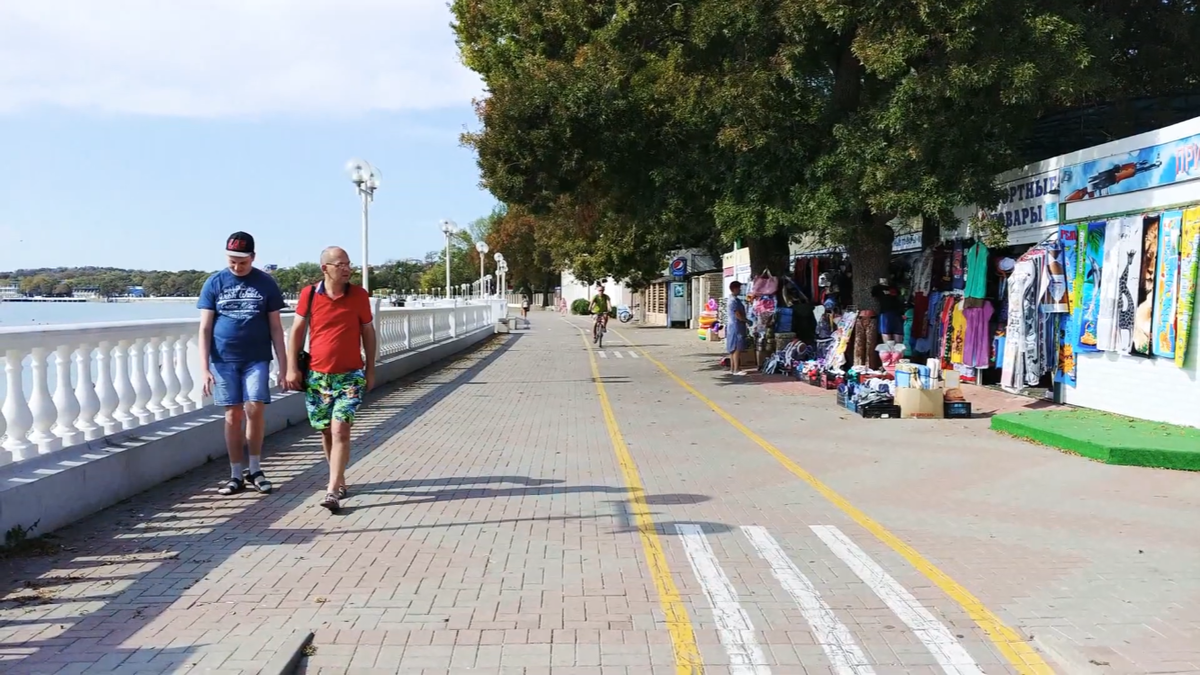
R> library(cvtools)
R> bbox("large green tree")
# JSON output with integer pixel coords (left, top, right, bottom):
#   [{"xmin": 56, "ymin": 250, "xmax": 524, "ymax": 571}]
[{"xmin": 454, "ymin": 0, "xmax": 1192, "ymax": 307}]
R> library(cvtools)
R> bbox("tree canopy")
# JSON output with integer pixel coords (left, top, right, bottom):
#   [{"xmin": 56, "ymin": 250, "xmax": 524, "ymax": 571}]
[{"xmin": 453, "ymin": 0, "xmax": 1198, "ymax": 306}]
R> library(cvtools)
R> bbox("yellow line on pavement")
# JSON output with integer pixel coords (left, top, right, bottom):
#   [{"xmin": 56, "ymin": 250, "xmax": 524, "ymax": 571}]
[
  {"xmin": 572, "ymin": 323, "xmax": 704, "ymax": 675},
  {"xmin": 611, "ymin": 327, "xmax": 1054, "ymax": 675}
]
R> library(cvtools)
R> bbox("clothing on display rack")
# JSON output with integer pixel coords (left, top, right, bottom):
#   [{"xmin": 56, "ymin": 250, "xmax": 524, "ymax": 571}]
[{"xmin": 964, "ymin": 242, "xmax": 990, "ymax": 299}]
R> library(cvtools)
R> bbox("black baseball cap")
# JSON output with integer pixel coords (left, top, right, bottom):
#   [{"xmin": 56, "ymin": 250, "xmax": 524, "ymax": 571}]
[{"xmin": 225, "ymin": 231, "xmax": 255, "ymax": 258}]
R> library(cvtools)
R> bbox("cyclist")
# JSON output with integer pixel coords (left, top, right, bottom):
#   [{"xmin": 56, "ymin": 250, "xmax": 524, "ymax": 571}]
[{"xmin": 589, "ymin": 284, "xmax": 613, "ymax": 341}]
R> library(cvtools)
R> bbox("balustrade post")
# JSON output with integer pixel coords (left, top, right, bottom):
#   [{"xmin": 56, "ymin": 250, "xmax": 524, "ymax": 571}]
[
  {"xmin": 403, "ymin": 315, "xmax": 412, "ymax": 350},
  {"xmin": 129, "ymin": 339, "xmax": 153, "ymax": 425},
  {"xmin": 52, "ymin": 345, "xmax": 83, "ymax": 448},
  {"xmin": 74, "ymin": 342, "xmax": 103, "ymax": 441},
  {"xmin": 112, "ymin": 339, "xmax": 137, "ymax": 430},
  {"xmin": 428, "ymin": 313, "xmax": 435, "ymax": 343},
  {"xmin": 160, "ymin": 336, "xmax": 182, "ymax": 417},
  {"xmin": 1, "ymin": 348, "xmax": 34, "ymax": 461},
  {"xmin": 450, "ymin": 309, "xmax": 457, "ymax": 338},
  {"xmin": 27, "ymin": 348, "xmax": 62, "ymax": 454},
  {"xmin": 95, "ymin": 341, "xmax": 121, "ymax": 435},
  {"xmin": 175, "ymin": 334, "xmax": 197, "ymax": 412},
  {"xmin": 145, "ymin": 337, "xmax": 167, "ymax": 421}
]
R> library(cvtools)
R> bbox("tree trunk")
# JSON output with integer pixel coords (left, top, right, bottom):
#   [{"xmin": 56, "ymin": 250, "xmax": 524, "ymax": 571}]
[
  {"xmin": 843, "ymin": 214, "xmax": 895, "ymax": 311},
  {"xmin": 746, "ymin": 232, "xmax": 792, "ymax": 282}
]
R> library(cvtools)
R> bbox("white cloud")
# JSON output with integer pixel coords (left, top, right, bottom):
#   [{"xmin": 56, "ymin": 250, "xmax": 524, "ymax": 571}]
[{"xmin": 0, "ymin": 0, "xmax": 484, "ymax": 118}]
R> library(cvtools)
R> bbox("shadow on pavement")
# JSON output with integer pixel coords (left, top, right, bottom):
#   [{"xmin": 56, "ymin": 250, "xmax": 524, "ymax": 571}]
[{"xmin": 0, "ymin": 334, "xmax": 524, "ymax": 673}]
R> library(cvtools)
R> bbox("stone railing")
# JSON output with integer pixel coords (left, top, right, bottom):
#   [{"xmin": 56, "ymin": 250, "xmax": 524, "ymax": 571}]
[{"xmin": 0, "ymin": 304, "xmax": 499, "ymax": 465}]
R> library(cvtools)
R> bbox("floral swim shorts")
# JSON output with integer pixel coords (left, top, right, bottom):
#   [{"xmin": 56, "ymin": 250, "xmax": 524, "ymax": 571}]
[{"xmin": 304, "ymin": 369, "xmax": 366, "ymax": 430}]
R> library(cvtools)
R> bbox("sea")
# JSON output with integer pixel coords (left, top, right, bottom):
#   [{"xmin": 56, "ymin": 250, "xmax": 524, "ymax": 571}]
[
  {"xmin": 0, "ymin": 301, "xmax": 203, "ymax": 406},
  {"xmin": 0, "ymin": 300, "xmax": 201, "ymax": 327}
]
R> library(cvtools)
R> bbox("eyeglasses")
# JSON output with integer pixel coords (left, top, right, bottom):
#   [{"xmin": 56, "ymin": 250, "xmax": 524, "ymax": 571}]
[{"xmin": 324, "ymin": 261, "xmax": 352, "ymax": 269}]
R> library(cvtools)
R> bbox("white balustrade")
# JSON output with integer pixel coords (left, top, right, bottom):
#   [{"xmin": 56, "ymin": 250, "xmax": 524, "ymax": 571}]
[{"xmin": 0, "ymin": 305, "xmax": 496, "ymax": 466}]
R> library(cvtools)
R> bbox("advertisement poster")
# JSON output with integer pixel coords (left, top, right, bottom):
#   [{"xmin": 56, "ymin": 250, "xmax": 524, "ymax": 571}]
[
  {"xmin": 1060, "ymin": 132, "xmax": 1200, "ymax": 202},
  {"xmin": 1151, "ymin": 210, "xmax": 1184, "ymax": 359},
  {"xmin": 1133, "ymin": 214, "xmax": 1161, "ymax": 356},
  {"xmin": 1175, "ymin": 207, "xmax": 1200, "ymax": 366}
]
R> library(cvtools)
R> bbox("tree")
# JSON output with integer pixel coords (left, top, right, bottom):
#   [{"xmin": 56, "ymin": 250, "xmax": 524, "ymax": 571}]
[
  {"xmin": 19, "ymin": 275, "xmax": 54, "ymax": 297},
  {"xmin": 452, "ymin": 0, "xmax": 1191, "ymax": 308}
]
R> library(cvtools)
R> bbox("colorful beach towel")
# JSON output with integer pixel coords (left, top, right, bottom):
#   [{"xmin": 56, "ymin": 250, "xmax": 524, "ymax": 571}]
[
  {"xmin": 1176, "ymin": 207, "xmax": 1200, "ymax": 366},
  {"xmin": 1133, "ymin": 214, "xmax": 1161, "ymax": 356},
  {"xmin": 1078, "ymin": 221, "xmax": 1106, "ymax": 351},
  {"xmin": 1098, "ymin": 216, "xmax": 1143, "ymax": 353},
  {"xmin": 1056, "ymin": 225, "xmax": 1079, "ymax": 386},
  {"xmin": 1152, "ymin": 210, "xmax": 1184, "ymax": 359}
]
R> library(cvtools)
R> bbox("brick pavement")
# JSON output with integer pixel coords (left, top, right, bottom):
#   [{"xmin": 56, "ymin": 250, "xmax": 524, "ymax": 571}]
[
  {"xmin": 1, "ymin": 317, "xmax": 1197, "ymax": 674},
  {"xmin": 594, "ymin": 321, "xmax": 1200, "ymax": 675}
]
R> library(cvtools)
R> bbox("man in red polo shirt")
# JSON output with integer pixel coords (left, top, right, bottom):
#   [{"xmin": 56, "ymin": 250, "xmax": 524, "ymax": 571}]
[{"xmin": 285, "ymin": 246, "xmax": 377, "ymax": 512}]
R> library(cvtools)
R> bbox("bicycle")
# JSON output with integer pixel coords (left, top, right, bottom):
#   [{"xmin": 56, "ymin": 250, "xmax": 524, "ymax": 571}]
[{"xmin": 593, "ymin": 312, "xmax": 608, "ymax": 348}]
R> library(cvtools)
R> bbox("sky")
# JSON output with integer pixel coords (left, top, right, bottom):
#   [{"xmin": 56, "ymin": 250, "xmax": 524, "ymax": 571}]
[{"xmin": 0, "ymin": 0, "xmax": 497, "ymax": 273}]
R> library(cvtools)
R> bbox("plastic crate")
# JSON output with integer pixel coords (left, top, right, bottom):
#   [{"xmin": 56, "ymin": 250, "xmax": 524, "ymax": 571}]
[
  {"xmin": 943, "ymin": 401, "xmax": 972, "ymax": 419},
  {"xmin": 860, "ymin": 403, "xmax": 902, "ymax": 419}
]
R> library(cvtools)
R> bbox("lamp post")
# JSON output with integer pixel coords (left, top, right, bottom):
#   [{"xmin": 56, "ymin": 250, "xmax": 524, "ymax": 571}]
[
  {"xmin": 475, "ymin": 240, "xmax": 489, "ymax": 299},
  {"xmin": 439, "ymin": 219, "xmax": 457, "ymax": 300},
  {"xmin": 345, "ymin": 159, "xmax": 381, "ymax": 294},
  {"xmin": 493, "ymin": 252, "xmax": 504, "ymax": 298}
]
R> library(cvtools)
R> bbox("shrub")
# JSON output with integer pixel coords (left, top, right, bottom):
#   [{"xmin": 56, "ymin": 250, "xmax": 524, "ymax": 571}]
[{"xmin": 570, "ymin": 299, "xmax": 591, "ymax": 315}]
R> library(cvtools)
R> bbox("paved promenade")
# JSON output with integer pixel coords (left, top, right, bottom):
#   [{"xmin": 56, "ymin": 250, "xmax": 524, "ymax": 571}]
[{"xmin": 2, "ymin": 316, "xmax": 1198, "ymax": 674}]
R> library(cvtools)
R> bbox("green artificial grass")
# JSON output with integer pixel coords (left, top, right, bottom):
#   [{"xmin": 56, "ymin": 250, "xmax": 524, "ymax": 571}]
[{"xmin": 991, "ymin": 408, "xmax": 1200, "ymax": 471}]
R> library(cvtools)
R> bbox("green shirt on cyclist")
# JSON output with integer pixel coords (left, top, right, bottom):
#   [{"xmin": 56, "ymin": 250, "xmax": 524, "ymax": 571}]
[{"xmin": 589, "ymin": 292, "xmax": 613, "ymax": 316}]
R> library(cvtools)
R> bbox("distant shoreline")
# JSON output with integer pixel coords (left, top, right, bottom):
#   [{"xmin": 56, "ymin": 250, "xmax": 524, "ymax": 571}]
[{"xmin": 0, "ymin": 296, "xmax": 200, "ymax": 304}]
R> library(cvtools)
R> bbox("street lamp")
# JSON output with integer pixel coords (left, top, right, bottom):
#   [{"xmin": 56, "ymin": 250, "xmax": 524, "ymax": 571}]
[
  {"xmin": 345, "ymin": 159, "xmax": 381, "ymax": 294},
  {"xmin": 475, "ymin": 240, "xmax": 489, "ymax": 298},
  {"xmin": 498, "ymin": 260, "xmax": 509, "ymax": 296},
  {"xmin": 493, "ymin": 252, "xmax": 504, "ymax": 297},
  {"xmin": 439, "ymin": 219, "xmax": 457, "ymax": 300}
]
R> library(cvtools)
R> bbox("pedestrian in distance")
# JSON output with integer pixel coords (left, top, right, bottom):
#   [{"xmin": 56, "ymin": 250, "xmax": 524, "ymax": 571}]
[
  {"xmin": 197, "ymin": 231, "xmax": 288, "ymax": 496},
  {"xmin": 285, "ymin": 246, "xmax": 377, "ymax": 513},
  {"xmin": 726, "ymin": 280, "xmax": 750, "ymax": 376}
]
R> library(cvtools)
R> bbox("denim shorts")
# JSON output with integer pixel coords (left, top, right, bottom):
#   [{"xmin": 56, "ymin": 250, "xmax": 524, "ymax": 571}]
[{"xmin": 210, "ymin": 361, "xmax": 272, "ymax": 407}]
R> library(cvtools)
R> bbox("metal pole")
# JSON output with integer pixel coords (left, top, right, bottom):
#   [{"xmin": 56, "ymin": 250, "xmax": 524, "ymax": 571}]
[
  {"xmin": 479, "ymin": 256, "xmax": 485, "ymax": 299},
  {"xmin": 445, "ymin": 233, "xmax": 452, "ymax": 300},
  {"xmin": 361, "ymin": 190, "xmax": 370, "ymax": 293}
]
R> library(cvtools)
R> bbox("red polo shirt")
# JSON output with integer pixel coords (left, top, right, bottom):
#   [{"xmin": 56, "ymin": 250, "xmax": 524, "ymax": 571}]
[{"xmin": 298, "ymin": 282, "xmax": 373, "ymax": 374}]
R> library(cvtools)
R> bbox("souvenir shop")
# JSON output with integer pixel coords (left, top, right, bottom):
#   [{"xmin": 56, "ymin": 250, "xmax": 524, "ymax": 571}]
[
  {"xmin": 1038, "ymin": 118, "xmax": 1200, "ymax": 428},
  {"xmin": 702, "ymin": 116, "xmax": 1200, "ymax": 426},
  {"xmin": 706, "ymin": 225, "xmax": 1019, "ymax": 419}
]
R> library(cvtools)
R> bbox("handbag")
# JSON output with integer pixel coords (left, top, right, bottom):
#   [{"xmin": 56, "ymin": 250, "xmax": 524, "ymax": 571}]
[
  {"xmin": 751, "ymin": 270, "xmax": 779, "ymax": 296},
  {"xmin": 296, "ymin": 284, "xmax": 315, "ymax": 381}
]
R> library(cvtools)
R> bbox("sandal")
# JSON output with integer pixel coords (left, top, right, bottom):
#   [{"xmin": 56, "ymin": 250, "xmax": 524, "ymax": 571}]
[
  {"xmin": 335, "ymin": 485, "xmax": 348, "ymax": 500},
  {"xmin": 245, "ymin": 470, "xmax": 273, "ymax": 494},
  {"xmin": 320, "ymin": 492, "xmax": 340, "ymax": 513},
  {"xmin": 218, "ymin": 477, "xmax": 245, "ymax": 496}
]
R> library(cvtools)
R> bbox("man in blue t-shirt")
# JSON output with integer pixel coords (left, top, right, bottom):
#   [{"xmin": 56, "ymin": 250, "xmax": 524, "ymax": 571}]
[{"xmin": 197, "ymin": 231, "xmax": 287, "ymax": 497}]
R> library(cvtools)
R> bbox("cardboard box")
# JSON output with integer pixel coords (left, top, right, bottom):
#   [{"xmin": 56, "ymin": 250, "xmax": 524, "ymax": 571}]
[
  {"xmin": 943, "ymin": 371, "xmax": 961, "ymax": 389},
  {"xmin": 895, "ymin": 387, "xmax": 945, "ymax": 419}
]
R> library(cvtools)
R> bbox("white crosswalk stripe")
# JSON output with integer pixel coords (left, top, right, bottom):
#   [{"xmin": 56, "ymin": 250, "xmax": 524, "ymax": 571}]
[
  {"xmin": 810, "ymin": 525, "xmax": 985, "ymax": 674},
  {"xmin": 675, "ymin": 524, "xmax": 772, "ymax": 673},
  {"xmin": 614, "ymin": 351, "xmax": 624, "ymax": 358},
  {"xmin": 741, "ymin": 526, "xmax": 875, "ymax": 675},
  {"xmin": 598, "ymin": 351, "xmax": 607, "ymax": 358},
  {"xmin": 670, "ymin": 525, "xmax": 989, "ymax": 673}
]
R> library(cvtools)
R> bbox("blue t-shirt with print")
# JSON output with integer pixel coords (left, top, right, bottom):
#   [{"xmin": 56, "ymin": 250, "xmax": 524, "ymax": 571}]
[{"xmin": 197, "ymin": 268, "xmax": 286, "ymax": 364}]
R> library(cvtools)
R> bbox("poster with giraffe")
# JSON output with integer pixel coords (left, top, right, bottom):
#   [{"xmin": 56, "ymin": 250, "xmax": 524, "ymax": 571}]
[
  {"xmin": 1151, "ymin": 210, "xmax": 1183, "ymax": 359},
  {"xmin": 1175, "ymin": 207, "xmax": 1200, "ymax": 366}
]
